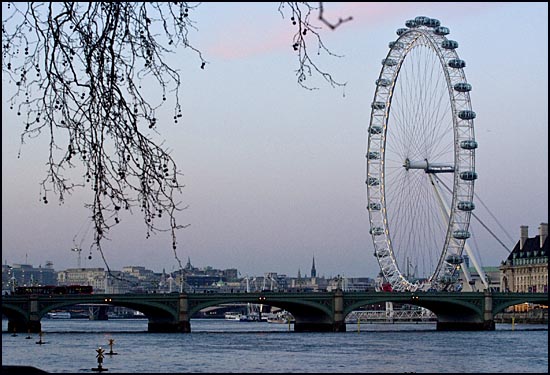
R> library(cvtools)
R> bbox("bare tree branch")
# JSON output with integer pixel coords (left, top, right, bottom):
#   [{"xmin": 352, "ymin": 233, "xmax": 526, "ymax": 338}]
[
  {"xmin": 2, "ymin": 2, "xmax": 351, "ymax": 278},
  {"xmin": 2, "ymin": 2, "xmax": 205, "ymax": 274},
  {"xmin": 318, "ymin": 2, "xmax": 353, "ymax": 30},
  {"xmin": 279, "ymin": 2, "xmax": 351, "ymax": 90}
]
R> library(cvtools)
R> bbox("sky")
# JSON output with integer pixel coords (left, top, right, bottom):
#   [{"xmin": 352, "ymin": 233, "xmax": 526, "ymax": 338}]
[{"xmin": 2, "ymin": 2, "xmax": 548, "ymax": 279}]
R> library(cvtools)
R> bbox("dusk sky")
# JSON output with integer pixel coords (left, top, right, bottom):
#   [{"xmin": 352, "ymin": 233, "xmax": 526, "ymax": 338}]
[{"xmin": 2, "ymin": 2, "xmax": 548, "ymax": 279}]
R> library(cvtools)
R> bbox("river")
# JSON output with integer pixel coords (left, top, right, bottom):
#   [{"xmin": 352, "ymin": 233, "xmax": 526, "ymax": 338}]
[{"xmin": 2, "ymin": 319, "xmax": 548, "ymax": 373}]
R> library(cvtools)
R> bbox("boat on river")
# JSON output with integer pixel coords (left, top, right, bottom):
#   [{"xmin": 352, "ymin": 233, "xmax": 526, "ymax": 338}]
[
  {"xmin": 239, "ymin": 312, "xmax": 260, "ymax": 322},
  {"xmin": 224, "ymin": 312, "xmax": 241, "ymax": 320},
  {"xmin": 267, "ymin": 310, "xmax": 293, "ymax": 324},
  {"xmin": 46, "ymin": 312, "xmax": 71, "ymax": 319}
]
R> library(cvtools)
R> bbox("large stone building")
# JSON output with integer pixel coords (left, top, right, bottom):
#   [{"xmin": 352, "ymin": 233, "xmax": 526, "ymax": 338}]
[
  {"xmin": 57, "ymin": 267, "xmax": 110, "ymax": 292},
  {"xmin": 2, "ymin": 262, "xmax": 57, "ymax": 291},
  {"xmin": 57, "ymin": 267, "xmax": 161, "ymax": 293},
  {"xmin": 500, "ymin": 223, "xmax": 548, "ymax": 294}
]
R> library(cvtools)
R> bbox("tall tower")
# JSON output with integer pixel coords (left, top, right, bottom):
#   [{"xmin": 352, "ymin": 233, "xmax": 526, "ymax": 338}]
[
  {"xmin": 185, "ymin": 256, "xmax": 192, "ymax": 271},
  {"xmin": 311, "ymin": 255, "xmax": 317, "ymax": 278}
]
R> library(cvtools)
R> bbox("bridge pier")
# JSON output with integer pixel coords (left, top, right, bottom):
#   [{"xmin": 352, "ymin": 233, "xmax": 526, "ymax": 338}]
[
  {"xmin": 147, "ymin": 293, "xmax": 191, "ymax": 333},
  {"xmin": 292, "ymin": 288, "xmax": 347, "ymax": 332}
]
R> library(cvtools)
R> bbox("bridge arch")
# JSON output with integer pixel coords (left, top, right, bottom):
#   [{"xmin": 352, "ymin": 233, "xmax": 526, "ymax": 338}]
[
  {"xmin": 187, "ymin": 292, "xmax": 341, "ymax": 332},
  {"xmin": 343, "ymin": 293, "xmax": 482, "ymax": 318},
  {"xmin": 1, "ymin": 294, "xmax": 181, "ymax": 333},
  {"xmin": 342, "ymin": 292, "xmax": 489, "ymax": 330},
  {"xmin": 491, "ymin": 293, "xmax": 548, "ymax": 315},
  {"xmin": 2, "ymin": 304, "xmax": 28, "ymax": 324}
]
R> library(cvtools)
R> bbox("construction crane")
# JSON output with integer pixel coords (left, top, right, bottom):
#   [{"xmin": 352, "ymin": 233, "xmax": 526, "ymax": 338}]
[
  {"xmin": 71, "ymin": 217, "xmax": 92, "ymax": 268},
  {"xmin": 71, "ymin": 247, "xmax": 83, "ymax": 268}
]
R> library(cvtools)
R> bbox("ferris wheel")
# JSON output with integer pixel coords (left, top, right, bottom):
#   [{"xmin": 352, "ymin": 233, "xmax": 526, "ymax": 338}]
[{"xmin": 366, "ymin": 16, "xmax": 478, "ymax": 292}]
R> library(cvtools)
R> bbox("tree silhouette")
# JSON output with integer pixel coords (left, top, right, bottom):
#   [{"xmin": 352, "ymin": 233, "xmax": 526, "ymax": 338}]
[{"xmin": 2, "ymin": 2, "xmax": 351, "ymax": 273}]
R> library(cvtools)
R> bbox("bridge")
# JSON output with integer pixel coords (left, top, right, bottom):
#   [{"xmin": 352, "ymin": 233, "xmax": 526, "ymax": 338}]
[{"xmin": 2, "ymin": 290, "xmax": 547, "ymax": 333}]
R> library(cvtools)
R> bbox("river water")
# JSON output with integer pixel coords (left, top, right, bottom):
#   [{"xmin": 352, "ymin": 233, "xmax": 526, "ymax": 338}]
[{"xmin": 2, "ymin": 319, "xmax": 548, "ymax": 373}]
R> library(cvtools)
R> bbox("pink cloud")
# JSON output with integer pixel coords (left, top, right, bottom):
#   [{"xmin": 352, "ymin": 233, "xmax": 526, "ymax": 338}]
[
  {"xmin": 207, "ymin": 27, "xmax": 290, "ymax": 60},
  {"xmin": 204, "ymin": 2, "xmax": 501, "ymax": 60}
]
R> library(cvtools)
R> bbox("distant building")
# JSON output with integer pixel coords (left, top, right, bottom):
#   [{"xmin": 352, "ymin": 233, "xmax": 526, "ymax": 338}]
[
  {"xmin": 500, "ymin": 223, "xmax": 548, "ymax": 294},
  {"xmin": 2, "ymin": 255, "xmax": 382, "ymax": 295},
  {"xmin": 343, "ymin": 277, "xmax": 376, "ymax": 292},
  {"xmin": 2, "ymin": 262, "xmax": 57, "ymax": 291},
  {"xmin": 57, "ymin": 267, "xmax": 107, "ymax": 291},
  {"xmin": 122, "ymin": 266, "xmax": 154, "ymax": 280},
  {"xmin": 181, "ymin": 258, "xmax": 239, "ymax": 281},
  {"xmin": 465, "ymin": 266, "xmax": 501, "ymax": 292},
  {"xmin": 57, "ymin": 267, "xmax": 147, "ymax": 293}
]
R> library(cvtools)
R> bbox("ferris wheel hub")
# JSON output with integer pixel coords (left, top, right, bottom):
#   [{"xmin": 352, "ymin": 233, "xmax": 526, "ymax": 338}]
[{"xmin": 403, "ymin": 158, "xmax": 454, "ymax": 173}]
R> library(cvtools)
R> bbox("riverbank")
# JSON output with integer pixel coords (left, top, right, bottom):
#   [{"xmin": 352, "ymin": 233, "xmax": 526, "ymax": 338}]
[{"xmin": 494, "ymin": 309, "xmax": 548, "ymax": 324}]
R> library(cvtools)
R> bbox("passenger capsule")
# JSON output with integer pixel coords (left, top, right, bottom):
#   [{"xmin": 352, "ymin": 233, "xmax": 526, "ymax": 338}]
[
  {"xmin": 439, "ymin": 275, "xmax": 458, "ymax": 284},
  {"xmin": 405, "ymin": 19, "xmax": 418, "ymax": 28},
  {"xmin": 457, "ymin": 201, "xmax": 475, "ymax": 211},
  {"xmin": 368, "ymin": 202, "xmax": 382, "ymax": 211},
  {"xmin": 396, "ymin": 28, "xmax": 408, "ymax": 36},
  {"xmin": 414, "ymin": 16, "xmax": 430, "ymax": 25},
  {"xmin": 389, "ymin": 41, "xmax": 404, "ymax": 49},
  {"xmin": 371, "ymin": 101, "xmax": 386, "ymax": 110},
  {"xmin": 441, "ymin": 40, "xmax": 459, "ymax": 49},
  {"xmin": 369, "ymin": 227, "xmax": 384, "ymax": 236},
  {"xmin": 376, "ymin": 78, "xmax": 391, "ymax": 87},
  {"xmin": 454, "ymin": 82, "xmax": 472, "ymax": 92},
  {"xmin": 366, "ymin": 151, "xmax": 381, "ymax": 160},
  {"xmin": 460, "ymin": 171, "xmax": 478, "ymax": 181},
  {"xmin": 460, "ymin": 140, "xmax": 478, "ymax": 150},
  {"xmin": 434, "ymin": 26, "xmax": 450, "ymax": 35},
  {"xmin": 366, "ymin": 177, "xmax": 380, "ymax": 186},
  {"xmin": 445, "ymin": 254, "xmax": 464, "ymax": 265},
  {"xmin": 369, "ymin": 125, "xmax": 383, "ymax": 135},
  {"xmin": 453, "ymin": 230, "xmax": 471, "ymax": 239},
  {"xmin": 376, "ymin": 248, "xmax": 390, "ymax": 257},
  {"xmin": 382, "ymin": 58, "xmax": 398, "ymax": 66},
  {"xmin": 448, "ymin": 59, "xmax": 466, "ymax": 69},
  {"xmin": 458, "ymin": 110, "xmax": 476, "ymax": 120},
  {"xmin": 424, "ymin": 18, "xmax": 440, "ymax": 28}
]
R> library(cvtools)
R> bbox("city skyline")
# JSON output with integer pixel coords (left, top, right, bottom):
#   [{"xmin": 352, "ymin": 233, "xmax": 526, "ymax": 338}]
[{"xmin": 2, "ymin": 3, "xmax": 548, "ymax": 278}]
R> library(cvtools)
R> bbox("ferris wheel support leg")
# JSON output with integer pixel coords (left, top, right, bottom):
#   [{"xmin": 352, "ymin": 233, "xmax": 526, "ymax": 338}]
[
  {"xmin": 429, "ymin": 174, "xmax": 488, "ymax": 290},
  {"xmin": 459, "ymin": 259, "xmax": 475, "ymax": 292},
  {"xmin": 462, "ymin": 242, "xmax": 490, "ymax": 290}
]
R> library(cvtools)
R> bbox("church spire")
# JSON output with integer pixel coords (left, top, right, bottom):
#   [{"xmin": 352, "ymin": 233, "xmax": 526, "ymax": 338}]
[
  {"xmin": 185, "ymin": 256, "xmax": 192, "ymax": 271},
  {"xmin": 311, "ymin": 255, "xmax": 317, "ymax": 278}
]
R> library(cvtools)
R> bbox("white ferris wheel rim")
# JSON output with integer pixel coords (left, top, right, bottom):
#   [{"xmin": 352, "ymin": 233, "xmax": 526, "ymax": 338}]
[{"xmin": 366, "ymin": 16, "xmax": 477, "ymax": 292}]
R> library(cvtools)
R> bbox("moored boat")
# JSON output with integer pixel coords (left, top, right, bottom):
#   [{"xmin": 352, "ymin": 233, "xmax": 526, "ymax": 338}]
[
  {"xmin": 267, "ymin": 310, "xmax": 293, "ymax": 324},
  {"xmin": 224, "ymin": 312, "xmax": 241, "ymax": 320},
  {"xmin": 46, "ymin": 312, "xmax": 71, "ymax": 319}
]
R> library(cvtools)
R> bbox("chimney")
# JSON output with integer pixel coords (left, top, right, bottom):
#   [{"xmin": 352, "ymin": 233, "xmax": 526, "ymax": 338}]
[
  {"xmin": 520, "ymin": 225, "xmax": 528, "ymax": 250},
  {"xmin": 539, "ymin": 223, "xmax": 548, "ymax": 249}
]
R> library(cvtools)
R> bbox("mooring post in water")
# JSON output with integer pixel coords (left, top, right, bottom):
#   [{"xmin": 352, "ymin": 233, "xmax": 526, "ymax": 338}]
[
  {"xmin": 107, "ymin": 339, "xmax": 118, "ymax": 355},
  {"xmin": 92, "ymin": 346, "xmax": 108, "ymax": 372},
  {"xmin": 35, "ymin": 331, "xmax": 45, "ymax": 345}
]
